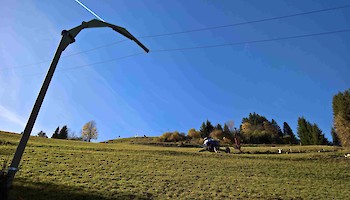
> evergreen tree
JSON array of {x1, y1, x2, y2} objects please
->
[
  {"x1": 52, "y1": 126, "x2": 59, "y2": 139},
  {"x1": 283, "y1": 122, "x2": 297, "y2": 144},
  {"x1": 271, "y1": 119, "x2": 283, "y2": 137},
  {"x1": 297, "y1": 117, "x2": 311, "y2": 145},
  {"x1": 200, "y1": 122, "x2": 207, "y2": 138},
  {"x1": 215, "y1": 124, "x2": 223, "y2": 131},
  {"x1": 298, "y1": 117, "x2": 328, "y2": 145},
  {"x1": 242, "y1": 112, "x2": 267, "y2": 126},
  {"x1": 223, "y1": 123, "x2": 231, "y2": 139},
  {"x1": 241, "y1": 113, "x2": 286, "y2": 144},
  {"x1": 206, "y1": 120, "x2": 214, "y2": 135},
  {"x1": 200, "y1": 120, "x2": 214, "y2": 138},
  {"x1": 331, "y1": 127, "x2": 340, "y2": 146},
  {"x1": 58, "y1": 125, "x2": 68, "y2": 139},
  {"x1": 311, "y1": 123, "x2": 328, "y2": 145}
]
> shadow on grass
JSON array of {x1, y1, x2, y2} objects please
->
[{"x1": 9, "y1": 178, "x2": 154, "y2": 200}]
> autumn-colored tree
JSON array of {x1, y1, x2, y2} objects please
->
[
  {"x1": 159, "y1": 131, "x2": 186, "y2": 142},
  {"x1": 168, "y1": 131, "x2": 186, "y2": 142},
  {"x1": 187, "y1": 128, "x2": 201, "y2": 139},
  {"x1": 209, "y1": 129, "x2": 224, "y2": 140},
  {"x1": 331, "y1": 127, "x2": 340, "y2": 146},
  {"x1": 240, "y1": 121, "x2": 252, "y2": 143},
  {"x1": 82, "y1": 121, "x2": 98, "y2": 142},
  {"x1": 333, "y1": 89, "x2": 350, "y2": 147},
  {"x1": 240, "y1": 113, "x2": 285, "y2": 144}
]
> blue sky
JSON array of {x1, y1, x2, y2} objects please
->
[{"x1": 0, "y1": 0, "x2": 349, "y2": 142}]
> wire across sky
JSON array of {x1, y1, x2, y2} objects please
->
[
  {"x1": 1, "y1": 4, "x2": 349, "y2": 72},
  {"x1": 18, "y1": 27, "x2": 350, "y2": 79}
]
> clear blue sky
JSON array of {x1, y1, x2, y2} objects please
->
[{"x1": 0, "y1": 0, "x2": 349, "y2": 142}]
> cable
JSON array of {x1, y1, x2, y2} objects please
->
[
  {"x1": 138, "y1": 4, "x2": 350, "y2": 39},
  {"x1": 1, "y1": 4, "x2": 349, "y2": 72},
  {"x1": 0, "y1": 40, "x2": 129, "y2": 72},
  {"x1": 61, "y1": 40, "x2": 128, "y2": 58},
  {"x1": 57, "y1": 52, "x2": 145, "y2": 72},
  {"x1": 23, "y1": 52, "x2": 146, "y2": 78},
  {"x1": 22, "y1": 28, "x2": 350, "y2": 78},
  {"x1": 152, "y1": 28, "x2": 350, "y2": 52}
]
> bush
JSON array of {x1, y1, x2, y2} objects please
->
[
  {"x1": 188, "y1": 128, "x2": 201, "y2": 139},
  {"x1": 209, "y1": 130, "x2": 224, "y2": 140},
  {"x1": 158, "y1": 131, "x2": 186, "y2": 142}
]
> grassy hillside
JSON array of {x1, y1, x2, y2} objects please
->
[{"x1": 1, "y1": 131, "x2": 349, "y2": 199}]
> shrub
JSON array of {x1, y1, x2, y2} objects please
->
[
  {"x1": 209, "y1": 130, "x2": 224, "y2": 140},
  {"x1": 158, "y1": 131, "x2": 186, "y2": 142},
  {"x1": 187, "y1": 128, "x2": 201, "y2": 139}
]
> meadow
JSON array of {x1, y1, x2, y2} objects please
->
[{"x1": 0, "y1": 131, "x2": 349, "y2": 199}]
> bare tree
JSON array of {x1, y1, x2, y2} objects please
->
[
  {"x1": 227, "y1": 120, "x2": 234, "y2": 133},
  {"x1": 82, "y1": 120, "x2": 98, "y2": 142},
  {"x1": 227, "y1": 120, "x2": 241, "y2": 152}
]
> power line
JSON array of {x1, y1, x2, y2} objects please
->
[
  {"x1": 57, "y1": 52, "x2": 145, "y2": 72},
  {"x1": 24, "y1": 52, "x2": 146, "y2": 78},
  {"x1": 152, "y1": 28, "x2": 350, "y2": 52},
  {"x1": 139, "y1": 4, "x2": 350, "y2": 39},
  {"x1": 0, "y1": 40, "x2": 129, "y2": 71},
  {"x1": 1, "y1": 4, "x2": 349, "y2": 72},
  {"x1": 23, "y1": 28, "x2": 350, "y2": 78}
]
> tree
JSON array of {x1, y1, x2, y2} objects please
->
[
  {"x1": 168, "y1": 131, "x2": 186, "y2": 142},
  {"x1": 334, "y1": 115, "x2": 350, "y2": 146},
  {"x1": 58, "y1": 125, "x2": 68, "y2": 139},
  {"x1": 223, "y1": 123, "x2": 231, "y2": 138},
  {"x1": 242, "y1": 112, "x2": 267, "y2": 126},
  {"x1": 271, "y1": 119, "x2": 283, "y2": 138},
  {"x1": 209, "y1": 129, "x2": 224, "y2": 140},
  {"x1": 159, "y1": 131, "x2": 186, "y2": 142},
  {"x1": 297, "y1": 117, "x2": 328, "y2": 145},
  {"x1": 215, "y1": 124, "x2": 223, "y2": 131},
  {"x1": 311, "y1": 123, "x2": 329, "y2": 145},
  {"x1": 187, "y1": 128, "x2": 200, "y2": 139},
  {"x1": 333, "y1": 89, "x2": 350, "y2": 147},
  {"x1": 52, "y1": 126, "x2": 59, "y2": 139},
  {"x1": 297, "y1": 117, "x2": 311, "y2": 145},
  {"x1": 283, "y1": 122, "x2": 298, "y2": 144},
  {"x1": 82, "y1": 120, "x2": 98, "y2": 142},
  {"x1": 200, "y1": 120, "x2": 214, "y2": 138},
  {"x1": 331, "y1": 127, "x2": 340, "y2": 146},
  {"x1": 37, "y1": 131, "x2": 47, "y2": 138},
  {"x1": 240, "y1": 113, "x2": 285, "y2": 144},
  {"x1": 200, "y1": 122, "x2": 206, "y2": 138}
]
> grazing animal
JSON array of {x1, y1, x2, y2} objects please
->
[{"x1": 344, "y1": 153, "x2": 350, "y2": 158}]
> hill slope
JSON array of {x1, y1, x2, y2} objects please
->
[{"x1": 1, "y1": 131, "x2": 349, "y2": 199}]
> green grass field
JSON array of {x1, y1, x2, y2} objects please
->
[{"x1": 1, "y1": 131, "x2": 349, "y2": 199}]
